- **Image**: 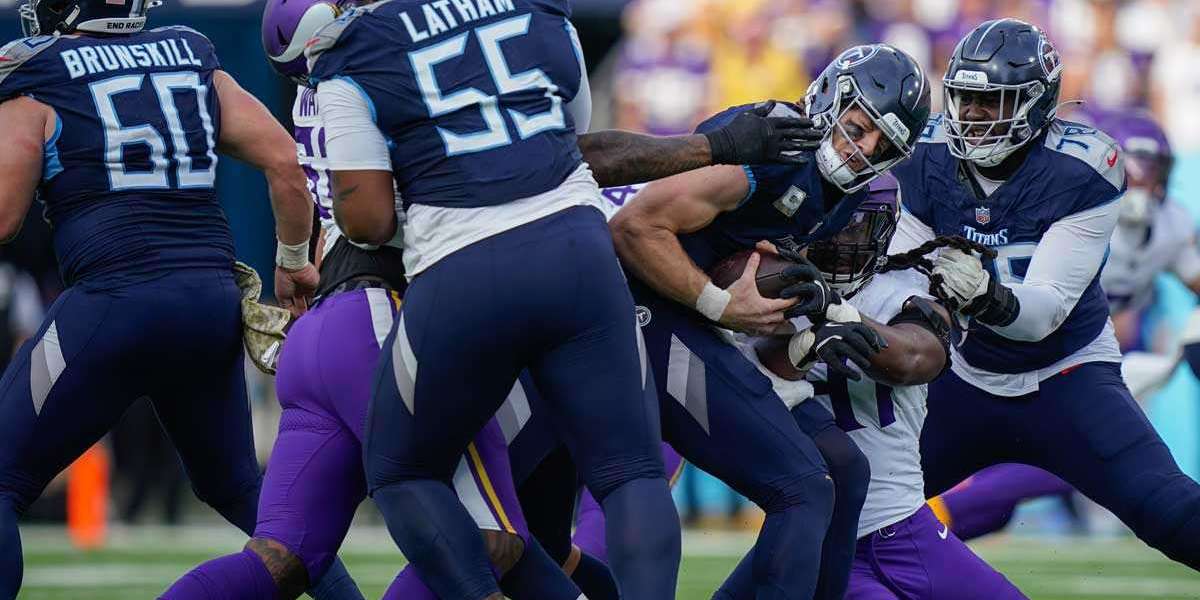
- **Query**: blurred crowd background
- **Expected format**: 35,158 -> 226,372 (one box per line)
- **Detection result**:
3,0 -> 1200,535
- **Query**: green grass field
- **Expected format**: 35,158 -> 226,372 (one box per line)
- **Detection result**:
16,525 -> 1200,599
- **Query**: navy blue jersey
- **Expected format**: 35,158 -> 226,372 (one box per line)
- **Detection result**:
894,114 -> 1126,374
0,27 -> 230,288
306,0 -> 584,209
680,105 -> 868,272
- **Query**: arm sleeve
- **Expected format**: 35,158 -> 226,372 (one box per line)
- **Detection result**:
1172,237 -> 1200,285
987,198 -> 1120,342
564,21 -> 591,134
315,78 -> 392,172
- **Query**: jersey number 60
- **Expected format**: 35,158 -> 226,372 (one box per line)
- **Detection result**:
409,14 -> 567,157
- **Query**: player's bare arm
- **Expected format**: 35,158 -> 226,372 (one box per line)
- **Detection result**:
0,97 -> 51,242
610,165 -> 798,335
213,70 -> 318,314
578,102 -> 823,187
330,170 -> 395,247
858,300 -> 950,386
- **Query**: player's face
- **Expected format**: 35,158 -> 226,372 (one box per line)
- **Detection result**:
952,88 -> 1014,138
831,106 -> 893,173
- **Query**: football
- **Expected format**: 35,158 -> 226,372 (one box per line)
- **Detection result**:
753,335 -> 806,381
706,249 -> 800,299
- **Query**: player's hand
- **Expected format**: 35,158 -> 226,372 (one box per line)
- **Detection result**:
930,248 -> 990,310
809,321 -> 888,381
718,251 -> 799,335
777,262 -> 862,322
705,101 -> 825,166
275,263 -> 319,318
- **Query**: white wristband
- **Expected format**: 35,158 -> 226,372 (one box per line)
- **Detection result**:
276,240 -> 310,271
696,281 -> 732,322
825,300 -> 861,323
787,328 -> 817,368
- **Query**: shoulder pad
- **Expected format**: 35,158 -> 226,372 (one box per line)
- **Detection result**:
0,36 -> 59,92
917,112 -> 947,144
305,1 -> 387,77
1044,119 -> 1125,191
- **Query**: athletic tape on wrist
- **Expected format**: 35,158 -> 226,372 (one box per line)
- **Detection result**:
696,281 -> 732,322
275,240 -> 310,271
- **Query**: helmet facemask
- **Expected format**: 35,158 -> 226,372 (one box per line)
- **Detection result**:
943,77 -> 1049,168
811,75 -> 917,194
806,203 -> 898,298
1118,151 -> 1171,226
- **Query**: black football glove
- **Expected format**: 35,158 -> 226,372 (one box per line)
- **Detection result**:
705,101 -> 824,166
778,262 -> 843,319
810,321 -> 887,381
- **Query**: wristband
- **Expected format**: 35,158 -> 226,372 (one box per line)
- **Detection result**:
696,281 -> 732,322
787,328 -> 817,368
825,300 -> 861,323
276,240 -> 310,271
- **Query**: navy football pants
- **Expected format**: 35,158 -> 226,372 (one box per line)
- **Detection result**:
921,362 -> 1200,569
0,270 -> 260,599
365,206 -> 678,600
635,281 -> 836,599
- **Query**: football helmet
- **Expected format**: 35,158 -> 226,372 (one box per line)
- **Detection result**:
943,18 -> 1063,167
19,0 -> 161,37
262,0 -> 352,85
1095,110 -> 1173,225
806,174 -> 900,297
806,44 -> 931,194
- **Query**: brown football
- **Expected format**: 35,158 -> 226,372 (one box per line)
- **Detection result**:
706,249 -> 799,299
754,335 -> 806,381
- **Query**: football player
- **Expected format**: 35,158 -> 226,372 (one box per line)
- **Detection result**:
0,1 -> 363,598
610,44 -> 930,599
741,178 -> 1028,599
223,2 -> 825,597
890,18 -> 1200,568
926,111 -> 1200,542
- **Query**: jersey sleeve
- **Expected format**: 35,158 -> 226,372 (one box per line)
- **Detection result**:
0,36 -> 59,101
305,5 -> 376,83
1043,121 -> 1127,217
316,78 -> 392,171
694,103 -> 810,206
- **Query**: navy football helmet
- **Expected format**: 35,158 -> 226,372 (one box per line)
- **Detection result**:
19,0 -> 160,36
805,44 -> 931,193
943,18 -> 1063,167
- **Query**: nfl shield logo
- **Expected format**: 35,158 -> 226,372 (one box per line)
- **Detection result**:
975,207 -> 991,225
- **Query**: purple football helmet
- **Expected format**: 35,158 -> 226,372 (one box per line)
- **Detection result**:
1094,110 -> 1173,225
262,0 -> 352,84
806,173 -> 901,297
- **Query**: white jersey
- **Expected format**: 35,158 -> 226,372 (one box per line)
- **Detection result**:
1101,200 -> 1200,314
810,270 -> 933,538
292,86 -> 339,259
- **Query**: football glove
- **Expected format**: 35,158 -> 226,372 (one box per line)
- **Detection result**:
778,262 -> 862,323
930,248 -> 1018,326
234,261 -> 292,375
808,321 -> 888,381
705,101 -> 824,166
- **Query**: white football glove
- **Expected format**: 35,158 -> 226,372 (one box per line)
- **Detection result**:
931,248 -> 990,309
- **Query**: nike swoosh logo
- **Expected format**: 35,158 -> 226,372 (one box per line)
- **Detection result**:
937,524 -> 949,540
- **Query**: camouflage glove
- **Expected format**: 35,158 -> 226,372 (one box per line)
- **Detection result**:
234,261 -> 292,375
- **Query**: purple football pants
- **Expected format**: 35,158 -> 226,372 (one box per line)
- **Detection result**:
928,463 -> 1074,541
846,505 -> 1027,600
163,288 -> 529,599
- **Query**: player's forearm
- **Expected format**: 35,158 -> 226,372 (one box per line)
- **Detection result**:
578,131 -> 711,188
610,213 -> 709,308
984,283 -> 1065,342
266,162 -> 314,246
860,318 -> 946,386
330,170 -> 397,246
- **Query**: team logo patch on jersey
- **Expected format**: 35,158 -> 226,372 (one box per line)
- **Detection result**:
635,305 -> 652,328
774,186 -> 808,217
834,45 -> 879,70
975,207 -> 991,225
